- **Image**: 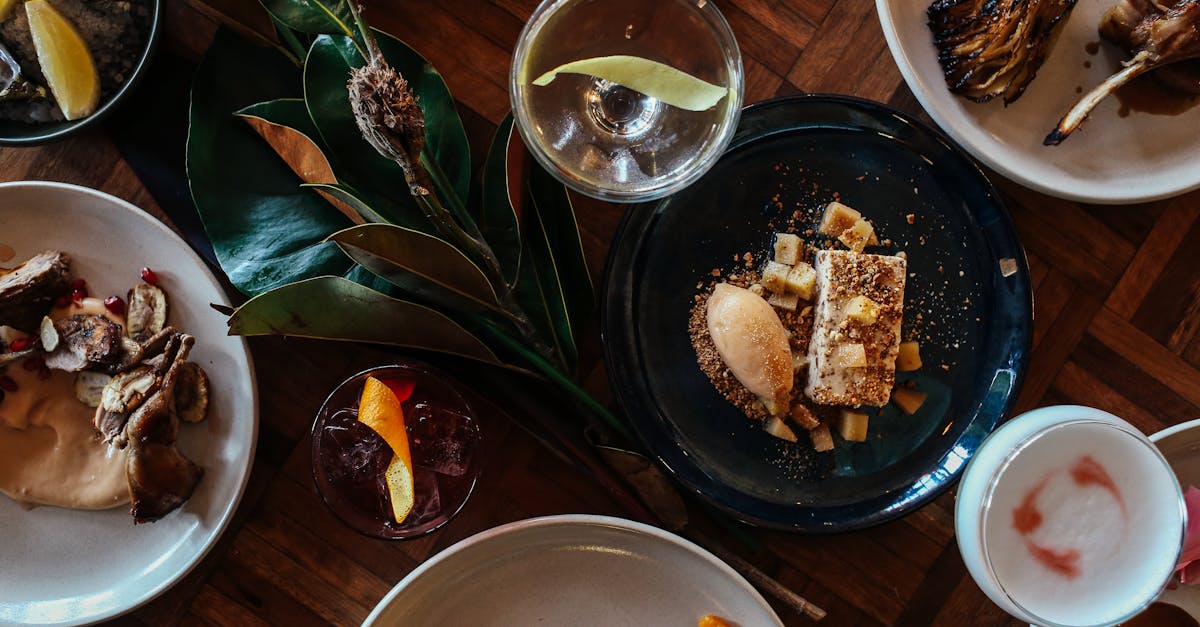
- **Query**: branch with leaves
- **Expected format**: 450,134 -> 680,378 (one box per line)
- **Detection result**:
187,0 -> 629,439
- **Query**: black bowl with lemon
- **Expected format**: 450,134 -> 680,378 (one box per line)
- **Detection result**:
0,0 -> 159,145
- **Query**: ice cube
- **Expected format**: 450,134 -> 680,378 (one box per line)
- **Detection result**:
408,469 -> 443,525
409,407 -> 477,477
323,419 -> 389,484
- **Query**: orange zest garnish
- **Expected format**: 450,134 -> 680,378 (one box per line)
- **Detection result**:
357,376 -> 414,523
699,615 -> 734,627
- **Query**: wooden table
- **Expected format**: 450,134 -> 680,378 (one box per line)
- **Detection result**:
9,1 -> 1197,625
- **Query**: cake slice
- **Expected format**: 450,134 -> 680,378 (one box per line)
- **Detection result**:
805,250 -> 906,407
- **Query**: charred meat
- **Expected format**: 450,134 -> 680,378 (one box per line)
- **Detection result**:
1101,0 -> 1200,94
125,334 -> 203,523
0,250 -> 70,333
44,314 -> 123,372
1047,0 -> 1200,144
928,0 -> 1079,104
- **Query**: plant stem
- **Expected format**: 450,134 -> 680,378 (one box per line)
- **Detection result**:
481,319 -> 634,442
345,2 -> 377,62
420,151 -> 480,240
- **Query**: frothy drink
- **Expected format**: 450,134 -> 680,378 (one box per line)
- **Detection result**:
957,407 -> 1184,627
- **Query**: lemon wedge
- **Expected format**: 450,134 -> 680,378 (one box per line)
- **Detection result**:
25,0 -> 100,121
530,55 -> 729,112
357,376 -> 415,523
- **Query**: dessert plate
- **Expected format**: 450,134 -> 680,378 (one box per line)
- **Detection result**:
362,514 -> 783,626
0,182 -> 258,626
602,95 -> 1032,532
877,0 -> 1200,204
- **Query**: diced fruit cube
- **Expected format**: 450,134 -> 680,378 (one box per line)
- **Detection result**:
774,233 -> 802,265
792,352 -> 809,372
838,219 -> 876,253
784,263 -> 816,300
810,424 -> 834,452
896,341 -> 922,371
761,261 -> 791,292
839,410 -> 870,442
844,295 -> 881,325
764,416 -> 798,442
834,343 -> 867,368
790,404 -> 820,430
768,290 -> 800,312
892,387 -> 928,414
819,201 -> 861,236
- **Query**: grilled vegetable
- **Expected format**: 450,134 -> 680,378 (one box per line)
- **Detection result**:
928,0 -> 1078,104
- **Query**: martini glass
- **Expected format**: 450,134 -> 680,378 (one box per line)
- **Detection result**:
510,0 -> 743,202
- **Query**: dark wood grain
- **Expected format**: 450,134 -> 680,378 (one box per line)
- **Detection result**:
3,1 -> 1197,625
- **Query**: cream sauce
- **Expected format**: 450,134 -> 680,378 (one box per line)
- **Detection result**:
0,297 -> 129,509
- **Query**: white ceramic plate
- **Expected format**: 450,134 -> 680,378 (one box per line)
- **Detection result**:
362,514 -> 784,627
0,182 -> 257,626
877,0 -> 1200,204
1151,419 -> 1200,620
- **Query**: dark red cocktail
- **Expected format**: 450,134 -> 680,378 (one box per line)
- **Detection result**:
311,363 -> 481,539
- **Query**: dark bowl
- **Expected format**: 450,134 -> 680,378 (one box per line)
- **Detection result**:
0,0 -> 161,146
602,94 -> 1033,533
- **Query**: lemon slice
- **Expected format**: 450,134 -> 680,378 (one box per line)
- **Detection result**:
25,0 -> 100,121
530,55 -> 729,112
357,376 -> 415,523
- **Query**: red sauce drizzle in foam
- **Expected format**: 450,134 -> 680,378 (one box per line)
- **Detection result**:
1011,455 -> 1125,580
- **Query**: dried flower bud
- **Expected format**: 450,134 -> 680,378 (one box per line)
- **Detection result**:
348,57 -> 428,195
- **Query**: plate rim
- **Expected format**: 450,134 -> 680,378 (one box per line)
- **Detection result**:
874,0 -> 1200,205
0,180 -> 260,626
600,94 -> 1033,533
361,513 -> 783,626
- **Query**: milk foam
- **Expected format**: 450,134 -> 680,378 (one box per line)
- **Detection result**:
983,421 -> 1182,626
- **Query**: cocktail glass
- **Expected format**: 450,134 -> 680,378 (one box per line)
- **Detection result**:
311,362 -> 482,540
955,405 -> 1185,626
510,0 -> 743,202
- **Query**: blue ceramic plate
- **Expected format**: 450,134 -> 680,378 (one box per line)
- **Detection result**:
602,95 -> 1032,532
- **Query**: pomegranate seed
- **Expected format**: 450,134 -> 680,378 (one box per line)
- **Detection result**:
104,295 -> 126,316
140,267 -> 160,286
0,376 -> 15,392
37,366 -> 51,380
70,278 -> 87,290
8,338 -> 31,352
71,287 -> 87,303
22,357 -> 41,371
54,296 -> 70,308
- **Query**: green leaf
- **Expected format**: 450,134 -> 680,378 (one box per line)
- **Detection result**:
325,223 -> 506,315
187,28 -> 359,296
301,182 -> 392,224
228,276 -> 503,365
528,162 -> 595,335
513,240 -> 575,373
303,31 -> 471,225
480,113 -> 522,286
259,0 -> 353,36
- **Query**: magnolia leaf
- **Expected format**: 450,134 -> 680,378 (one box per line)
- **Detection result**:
527,164 -> 594,327
227,276 -> 504,365
302,182 -> 392,224
303,31 -> 471,227
187,28 -> 361,296
325,223 -> 506,315
237,98 -> 363,225
259,0 -> 353,36
480,113 -> 522,286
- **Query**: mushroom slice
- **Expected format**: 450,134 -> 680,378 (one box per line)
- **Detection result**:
174,362 -> 209,423
74,371 -> 112,407
126,284 -> 167,340
100,365 -> 159,414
